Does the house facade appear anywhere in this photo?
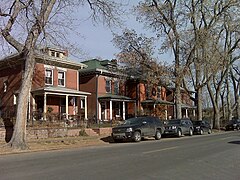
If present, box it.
[0,47,90,125]
[79,59,136,123]
[126,79,174,120]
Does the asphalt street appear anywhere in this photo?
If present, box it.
[0,131,239,180]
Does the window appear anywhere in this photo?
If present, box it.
[157,86,161,99]
[114,81,119,94]
[106,79,111,93]
[45,69,53,85]
[3,81,8,92]
[51,51,55,57]
[58,71,65,86]
[14,94,18,105]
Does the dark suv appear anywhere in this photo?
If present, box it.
[163,119,193,137]
[111,116,164,142]
[192,120,212,135]
[225,119,240,131]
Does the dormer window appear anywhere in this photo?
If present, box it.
[51,51,55,57]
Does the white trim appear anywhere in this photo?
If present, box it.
[44,64,54,69]
[57,67,67,71]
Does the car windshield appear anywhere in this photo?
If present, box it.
[192,121,202,126]
[167,120,180,125]
[123,118,143,125]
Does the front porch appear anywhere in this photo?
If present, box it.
[30,86,91,127]
[98,94,136,122]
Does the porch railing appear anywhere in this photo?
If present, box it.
[28,111,87,128]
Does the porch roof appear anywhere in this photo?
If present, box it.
[181,103,197,109]
[98,94,135,102]
[31,86,91,96]
[141,99,174,105]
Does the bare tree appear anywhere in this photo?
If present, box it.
[0,0,122,150]
[113,29,170,84]
[135,0,192,119]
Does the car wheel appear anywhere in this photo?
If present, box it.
[155,130,162,140]
[236,126,240,131]
[200,129,204,135]
[133,131,141,142]
[177,129,182,137]
[189,128,193,136]
[208,129,212,134]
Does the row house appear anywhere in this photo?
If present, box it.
[79,59,136,123]
[0,49,196,127]
[79,59,196,122]
[0,47,90,124]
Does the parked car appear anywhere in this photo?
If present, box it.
[192,120,212,135]
[111,116,164,142]
[225,119,240,131]
[163,119,193,137]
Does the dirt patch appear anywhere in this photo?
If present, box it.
[0,136,108,155]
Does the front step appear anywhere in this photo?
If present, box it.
[85,128,99,136]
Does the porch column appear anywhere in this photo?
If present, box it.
[185,109,188,118]
[84,96,87,120]
[123,101,125,120]
[43,92,47,120]
[66,95,69,119]
[98,102,101,120]
[193,109,196,117]
[32,95,36,112]
[134,101,137,117]
[110,100,112,121]
[165,109,168,120]
[28,93,31,122]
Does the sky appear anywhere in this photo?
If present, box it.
[70,1,173,63]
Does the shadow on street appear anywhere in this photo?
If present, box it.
[228,141,240,145]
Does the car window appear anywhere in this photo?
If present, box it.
[168,120,181,125]
[123,118,142,125]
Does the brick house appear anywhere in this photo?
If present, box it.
[166,87,196,119]
[125,78,174,120]
[0,47,90,124]
[79,59,136,122]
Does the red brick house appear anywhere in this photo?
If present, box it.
[125,78,174,120]
[79,59,136,123]
[0,47,90,124]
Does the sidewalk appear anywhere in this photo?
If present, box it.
[0,135,109,155]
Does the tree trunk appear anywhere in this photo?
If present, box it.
[196,87,203,120]
[227,78,233,120]
[175,82,182,119]
[8,50,35,150]
[207,81,220,129]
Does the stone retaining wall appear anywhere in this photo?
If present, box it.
[0,127,112,141]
